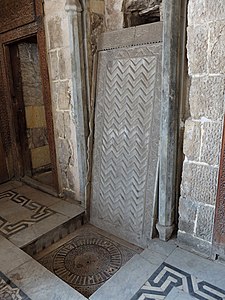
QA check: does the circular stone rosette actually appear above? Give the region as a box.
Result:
[53,236,122,286]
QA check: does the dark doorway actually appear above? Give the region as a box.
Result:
[8,36,54,188]
[0,135,9,184]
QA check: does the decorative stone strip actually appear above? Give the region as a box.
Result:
[0,271,31,300]
[0,190,55,236]
[131,262,225,300]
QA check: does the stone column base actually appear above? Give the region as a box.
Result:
[156,223,174,241]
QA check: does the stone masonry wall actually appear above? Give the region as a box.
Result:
[44,0,81,200]
[178,0,225,255]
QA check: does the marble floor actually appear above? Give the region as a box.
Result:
[1,232,225,299]
[1,233,225,300]
[0,181,85,248]
[36,225,142,298]
[0,181,225,300]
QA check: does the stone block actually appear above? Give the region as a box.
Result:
[177,231,212,257]
[183,119,201,161]
[47,16,63,49]
[55,112,71,139]
[31,145,51,169]
[44,0,66,15]
[105,0,124,31]
[188,0,207,25]
[187,25,208,74]
[19,43,44,106]
[181,162,218,205]
[196,204,215,242]
[200,121,223,165]
[189,76,224,120]
[58,80,71,110]
[58,47,72,80]
[51,81,59,110]
[58,139,73,167]
[27,128,48,149]
[55,112,64,138]
[206,0,225,21]
[90,0,105,14]
[49,51,59,80]
[209,21,225,74]
[64,112,71,139]
[178,198,198,235]
[25,106,46,128]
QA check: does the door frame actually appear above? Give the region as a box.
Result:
[212,115,225,259]
[0,1,59,192]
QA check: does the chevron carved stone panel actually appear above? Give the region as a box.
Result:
[91,42,162,247]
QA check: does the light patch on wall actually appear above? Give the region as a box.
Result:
[25,106,47,128]
[31,145,51,169]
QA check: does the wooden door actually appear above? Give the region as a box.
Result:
[0,133,9,183]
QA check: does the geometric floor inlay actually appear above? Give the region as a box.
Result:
[131,262,225,300]
[38,231,137,297]
[0,271,31,300]
[0,190,55,237]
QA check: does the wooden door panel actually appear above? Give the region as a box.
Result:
[0,0,35,34]
[0,134,9,183]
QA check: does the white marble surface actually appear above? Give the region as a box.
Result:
[0,236,32,274]
[165,288,194,300]
[12,185,61,207]
[165,247,225,290]
[140,248,167,265]
[49,200,85,218]
[90,254,160,300]
[7,260,87,300]
[147,238,177,257]
[9,213,69,248]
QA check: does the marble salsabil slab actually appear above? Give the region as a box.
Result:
[91,22,163,247]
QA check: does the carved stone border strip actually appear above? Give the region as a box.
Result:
[98,22,163,51]
[131,262,225,300]
[0,271,31,300]
[0,190,55,236]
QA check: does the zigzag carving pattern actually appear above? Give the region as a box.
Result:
[96,56,157,235]
[0,190,55,236]
[131,262,225,299]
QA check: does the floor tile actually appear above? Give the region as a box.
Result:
[131,261,225,300]
[0,237,32,274]
[140,248,167,265]
[147,238,177,257]
[38,225,138,298]
[0,271,31,300]
[0,181,23,193]
[0,199,32,223]
[90,254,160,300]
[7,260,86,300]
[0,188,56,237]
[165,248,225,290]
[12,185,61,207]
[49,200,85,218]
[8,213,69,248]
[165,288,195,300]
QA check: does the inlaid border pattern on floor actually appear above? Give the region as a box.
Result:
[0,271,31,300]
[131,262,225,300]
[0,190,55,236]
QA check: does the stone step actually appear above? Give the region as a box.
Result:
[0,181,85,256]
[22,211,85,257]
